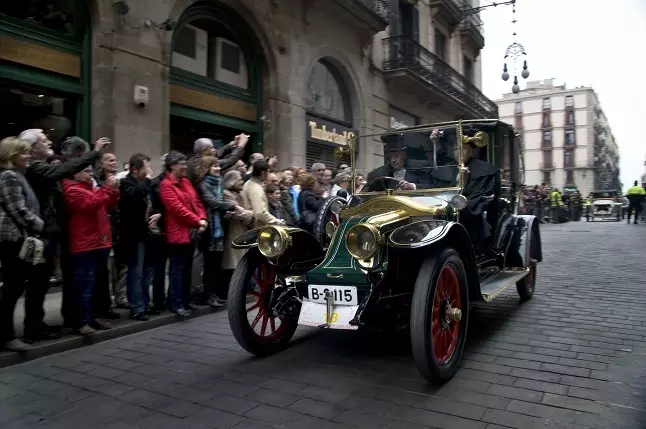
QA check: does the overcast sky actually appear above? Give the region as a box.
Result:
[480,0,646,190]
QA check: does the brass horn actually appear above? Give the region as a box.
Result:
[334,133,356,159]
[462,131,488,148]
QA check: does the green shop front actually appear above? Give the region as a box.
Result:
[0,1,91,149]
[169,2,264,155]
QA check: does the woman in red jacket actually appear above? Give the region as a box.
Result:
[63,166,119,335]
[159,151,207,317]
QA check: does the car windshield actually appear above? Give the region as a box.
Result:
[360,124,462,194]
[590,191,615,199]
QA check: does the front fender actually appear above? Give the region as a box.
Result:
[507,215,542,267]
[389,220,480,301]
[232,227,325,272]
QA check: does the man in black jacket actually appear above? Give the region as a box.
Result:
[147,155,169,311]
[187,134,249,184]
[119,153,160,320]
[20,130,110,338]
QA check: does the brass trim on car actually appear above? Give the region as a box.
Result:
[340,196,447,219]
[346,223,383,261]
[257,225,292,258]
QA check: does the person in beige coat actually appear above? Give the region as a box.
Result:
[221,170,254,295]
[240,160,284,228]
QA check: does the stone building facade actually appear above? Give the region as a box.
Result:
[496,79,621,196]
[0,0,496,174]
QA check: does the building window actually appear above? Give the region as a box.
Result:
[543,172,551,185]
[306,60,351,123]
[565,95,574,107]
[542,98,551,109]
[514,102,522,114]
[172,20,250,89]
[463,56,473,82]
[564,149,574,168]
[566,170,574,184]
[565,129,576,146]
[566,111,575,126]
[542,131,551,147]
[390,106,418,130]
[543,151,552,168]
[0,1,76,34]
[435,30,447,61]
[542,112,550,128]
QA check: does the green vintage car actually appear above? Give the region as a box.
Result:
[227,120,543,384]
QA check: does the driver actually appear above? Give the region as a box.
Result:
[367,134,418,190]
[456,133,500,253]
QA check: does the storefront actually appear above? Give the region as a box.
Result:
[169,1,263,155]
[305,59,357,169]
[0,1,90,149]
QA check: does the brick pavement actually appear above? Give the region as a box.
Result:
[1,221,645,429]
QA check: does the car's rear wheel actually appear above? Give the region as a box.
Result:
[410,248,469,384]
[516,229,538,301]
[228,249,298,356]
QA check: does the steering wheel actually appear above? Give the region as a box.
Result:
[367,176,406,192]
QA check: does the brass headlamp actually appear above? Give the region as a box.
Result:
[257,226,291,258]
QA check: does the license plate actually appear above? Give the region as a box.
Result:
[298,301,359,330]
[307,285,357,306]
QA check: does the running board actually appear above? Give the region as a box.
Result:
[480,269,530,302]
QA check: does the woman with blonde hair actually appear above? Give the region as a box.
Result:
[0,137,45,351]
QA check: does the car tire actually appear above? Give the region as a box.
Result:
[410,248,469,384]
[516,229,538,301]
[227,249,298,356]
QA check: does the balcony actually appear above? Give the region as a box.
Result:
[541,142,553,150]
[428,0,463,28]
[333,0,390,32]
[540,162,555,170]
[382,35,498,119]
[459,8,484,50]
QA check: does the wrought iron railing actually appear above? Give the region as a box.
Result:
[382,35,498,118]
[460,6,484,37]
[356,0,391,21]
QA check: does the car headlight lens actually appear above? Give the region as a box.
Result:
[450,194,468,210]
[258,226,290,258]
[346,224,382,260]
[330,200,345,214]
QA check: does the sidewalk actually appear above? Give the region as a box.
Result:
[0,292,217,368]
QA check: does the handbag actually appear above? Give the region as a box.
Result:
[18,235,46,265]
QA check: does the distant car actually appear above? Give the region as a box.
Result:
[585,190,622,221]
[226,120,542,385]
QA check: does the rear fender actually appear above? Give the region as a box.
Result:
[506,215,542,267]
[388,221,480,301]
[232,227,325,273]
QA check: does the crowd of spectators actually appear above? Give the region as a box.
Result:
[0,129,364,352]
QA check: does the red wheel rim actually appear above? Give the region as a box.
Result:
[431,265,461,365]
[246,264,288,340]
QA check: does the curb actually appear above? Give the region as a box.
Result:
[0,305,218,369]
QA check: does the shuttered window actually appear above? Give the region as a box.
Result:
[305,142,350,171]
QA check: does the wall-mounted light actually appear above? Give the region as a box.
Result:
[113,0,130,16]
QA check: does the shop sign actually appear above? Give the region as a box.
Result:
[306,115,356,146]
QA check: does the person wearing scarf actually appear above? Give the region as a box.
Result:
[194,156,238,307]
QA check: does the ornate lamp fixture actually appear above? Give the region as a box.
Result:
[501,2,529,94]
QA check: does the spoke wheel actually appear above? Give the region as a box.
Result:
[411,248,469,384]
[431,266,461,364]
[228,250,298,356]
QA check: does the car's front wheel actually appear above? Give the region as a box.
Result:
[228,249,298,356]
[410,248,469,384]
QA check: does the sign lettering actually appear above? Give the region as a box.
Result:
[308,121,355,145]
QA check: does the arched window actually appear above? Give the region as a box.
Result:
[306,60,351,123]
[0,1,77,35]
[172,18,249,90]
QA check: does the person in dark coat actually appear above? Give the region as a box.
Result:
[147,156,169,311]
[298,174,324,233]
[187,134,249,185]
[454,134,500,252]
[367,134,420,191]
[119,153,160,320]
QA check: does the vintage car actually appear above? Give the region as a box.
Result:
[585,189,622,221]
[227,120,542,384]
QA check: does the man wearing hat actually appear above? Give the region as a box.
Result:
[454,132,500,252]
[367,134,420,190]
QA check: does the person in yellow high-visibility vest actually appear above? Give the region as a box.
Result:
[549,188,562,223]
[626,181,646,224]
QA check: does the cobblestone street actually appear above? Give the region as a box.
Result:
[1,221,645,429]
